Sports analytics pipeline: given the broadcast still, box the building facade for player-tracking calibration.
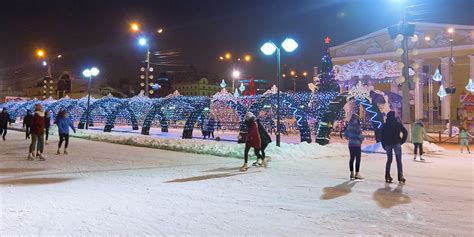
[330,22,474,127]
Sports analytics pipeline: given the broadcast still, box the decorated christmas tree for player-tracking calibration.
[313,37,341,121]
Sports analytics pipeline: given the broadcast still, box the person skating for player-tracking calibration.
[28,104,46,160]
[411,120,426,161]
[240,112,263,171]
[344,114,364,180]
[44,111,51,144]
[23,110,33,139]
[252,118,272,167]
[459,127,472,154]
[381,111,408,184]
[56,111,76,155]
[208,117,215,139]
[0,108,12,141]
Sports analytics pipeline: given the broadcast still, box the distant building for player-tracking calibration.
[173,77,222,96]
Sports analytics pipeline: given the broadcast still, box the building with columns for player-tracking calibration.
[330,22,474,127]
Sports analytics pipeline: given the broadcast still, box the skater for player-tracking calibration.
[55,108,65,124]
[0,108,11,141]
[23,110,33,139]
[28,104,46,160]
[411,120,426,161]
[344,114,364,180]
[201,116,209,139]
[381,111,408,184]
[253,118,271,166]
[240,112,263,171]
[57,111,76,155]
[208,117,215,139]
[44,111,51,144]
[459,127,472,154]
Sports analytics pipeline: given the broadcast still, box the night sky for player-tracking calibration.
[1,0,472,85]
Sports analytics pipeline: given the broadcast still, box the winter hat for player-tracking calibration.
[245,112,255,121]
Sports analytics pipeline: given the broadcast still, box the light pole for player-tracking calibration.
[447,27,454,137]
[83,67,100,130]
[261,38,298,147]
[35,49,62,98]
[219,52,251,91]
[138,37,152,96]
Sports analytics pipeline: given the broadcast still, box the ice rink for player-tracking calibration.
[1,130,473,236]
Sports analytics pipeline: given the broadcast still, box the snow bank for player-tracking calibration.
[362,141,444,154]
[49,128,348,160]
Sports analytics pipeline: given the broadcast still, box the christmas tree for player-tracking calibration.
[313,37,341,121]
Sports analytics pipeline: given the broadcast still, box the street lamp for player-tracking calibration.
[260,37,298,147]
[447,27,455,137]
[83,67,100,130]
[219,52,252,90]
[130,22,140,32]
[137,37,152,96]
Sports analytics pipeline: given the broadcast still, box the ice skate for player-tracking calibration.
[385,176,393,183]
[27,153,34,160]
[420,156,425,161]
[350,171,355,180]
[355,172,364,180]
[398,176,406,184]
[252,158,263,167]
[57,149,61,155]
[64,149,68,155]
[38,153,46,161]
[413,155,417,160]
[239,163,248,172]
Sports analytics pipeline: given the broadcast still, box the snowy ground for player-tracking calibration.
[1,130,473,236]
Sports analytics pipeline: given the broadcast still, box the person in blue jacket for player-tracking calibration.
[344,114,364,180]
[56,110,76,155]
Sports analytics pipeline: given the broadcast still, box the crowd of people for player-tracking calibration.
[1,104,76,160]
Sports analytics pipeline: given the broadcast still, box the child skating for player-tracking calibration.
[56,111,76,155]
[411,120,426,161]
[459,127,472,154]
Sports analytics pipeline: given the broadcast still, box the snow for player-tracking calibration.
[362,141,445,154]
[1,130,473,236]
[51,127,349,160]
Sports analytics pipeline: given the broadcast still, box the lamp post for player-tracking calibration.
[35,49,62,98]
[260,38,298,147]
[447,27,454,137]
[138,37,152,96]
[219,52,251,91]
[83,67,100,130]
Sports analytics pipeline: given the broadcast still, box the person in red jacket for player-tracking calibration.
[240,112,263,171]
[28,104,46,160]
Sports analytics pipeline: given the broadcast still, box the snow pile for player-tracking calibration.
[362,141,444,154]
[61,129,347,160]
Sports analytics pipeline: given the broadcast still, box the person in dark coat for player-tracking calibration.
[253,118,271,166]
[381,111,408,184]
[240,112,263,171]
[44,111,51,144]
[23,110,33,139]
[208,117,216,139]
[0,107,12,141]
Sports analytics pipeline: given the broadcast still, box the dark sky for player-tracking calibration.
[0,0,472,85]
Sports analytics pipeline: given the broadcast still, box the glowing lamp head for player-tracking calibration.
[82,69,91,77]
[281,38,298,53]
[138,38,147,46]
[130,23,140,32]
[447,28,454,34]
[232,70,240,78]
[90,67,100,76]
[260,42,277,55]
[157,28,163,34]
[244,55,251,62]
[42,61,47,67]
[36,49,45,58]
[225,53,231,60]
